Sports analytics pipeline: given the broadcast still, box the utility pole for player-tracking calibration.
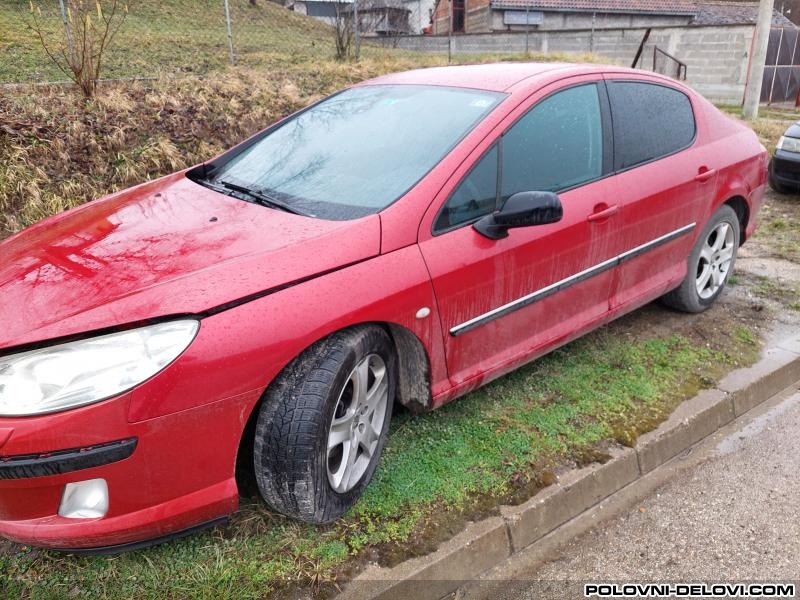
[525,4,530,56]
[448,0,453,63]
[743,0,775,119]
[223,0,236,64]
[354,0,360,59]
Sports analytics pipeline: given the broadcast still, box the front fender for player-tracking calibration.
[127,244,446,423]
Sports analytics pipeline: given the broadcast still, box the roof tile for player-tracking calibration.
[488,0,697,15]
[693,2,795,27]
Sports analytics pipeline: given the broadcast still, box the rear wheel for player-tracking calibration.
[253,325,395,523]
[661,205,740,313]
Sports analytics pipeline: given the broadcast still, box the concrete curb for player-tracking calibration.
[336,334,800,600]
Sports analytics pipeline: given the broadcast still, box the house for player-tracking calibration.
[289,0,431,33]
[431,0,793,35]
[405,0,437,33]
[289,0,342,28]
[349,1,414,34]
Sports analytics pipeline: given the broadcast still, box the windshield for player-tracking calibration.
[206,85,505,220]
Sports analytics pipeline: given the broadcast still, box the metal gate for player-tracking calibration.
[761,26,800,104]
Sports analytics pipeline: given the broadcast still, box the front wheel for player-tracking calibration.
[661,205,740,313]
[253,325,395,523]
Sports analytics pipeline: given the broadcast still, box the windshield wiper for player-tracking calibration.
[209,178,311,217]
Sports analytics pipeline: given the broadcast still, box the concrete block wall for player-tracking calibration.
[374,24,755,103]
[467,6,491,35]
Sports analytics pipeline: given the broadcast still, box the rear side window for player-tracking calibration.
[607,81,695,170]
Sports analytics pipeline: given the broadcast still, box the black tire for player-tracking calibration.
[253,325,396,523]
[661,205,740,313]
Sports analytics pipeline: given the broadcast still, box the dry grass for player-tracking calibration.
[749,117,792,155]
[0,61,392,236]
[718,104,800,154]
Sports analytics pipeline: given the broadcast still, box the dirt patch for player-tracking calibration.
[745,190,800,264]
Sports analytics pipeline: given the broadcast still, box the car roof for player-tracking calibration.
[359,62,608,92]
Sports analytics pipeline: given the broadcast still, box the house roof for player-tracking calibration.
[485,0,796,28]
[489,0,697,15]
[693,2,795,28]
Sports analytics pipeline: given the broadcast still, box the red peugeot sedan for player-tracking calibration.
[0,63,766,552]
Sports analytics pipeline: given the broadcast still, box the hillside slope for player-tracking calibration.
[1,0,336,82]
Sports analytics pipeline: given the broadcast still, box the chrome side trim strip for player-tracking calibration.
[617,222,697,264]
[449,222,696,337]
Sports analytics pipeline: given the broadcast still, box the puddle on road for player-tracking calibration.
[717,391,800,455]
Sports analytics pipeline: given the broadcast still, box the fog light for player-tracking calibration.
[58,479,109,519]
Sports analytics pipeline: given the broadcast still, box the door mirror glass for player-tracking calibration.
[473,191,562,240]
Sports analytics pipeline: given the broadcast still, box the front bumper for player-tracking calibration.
[0,387,258,550]
[770,150,800,188]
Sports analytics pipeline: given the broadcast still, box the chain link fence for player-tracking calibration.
[0,0,371,84]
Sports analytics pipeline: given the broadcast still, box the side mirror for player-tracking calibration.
[473,191,563,240]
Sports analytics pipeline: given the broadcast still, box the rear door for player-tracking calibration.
[605,78,718,310]
[418,78,624,387]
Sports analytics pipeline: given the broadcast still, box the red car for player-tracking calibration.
[0,63,766,552]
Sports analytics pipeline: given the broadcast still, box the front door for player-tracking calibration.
[418,80,624,387]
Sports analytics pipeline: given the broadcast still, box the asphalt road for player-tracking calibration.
[460,385,800,600]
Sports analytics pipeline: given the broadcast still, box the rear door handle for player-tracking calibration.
[587,204,620,222]
[694,167,717,183]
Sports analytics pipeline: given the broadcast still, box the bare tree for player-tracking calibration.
[333,0,356,60]
[29,0,130,99]
[332,0,409,58]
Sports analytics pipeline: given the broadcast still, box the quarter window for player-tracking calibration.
[607,81,696,170]
[501,83,604,200]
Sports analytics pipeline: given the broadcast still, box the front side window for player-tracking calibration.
[434,146,498,231]
[501,83,604,200]
[434,83,606,233]
[205,85,504,220]
[607,81,696,170]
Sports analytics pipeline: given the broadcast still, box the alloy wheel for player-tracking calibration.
[326,354,389,493]
[695,221,735,300]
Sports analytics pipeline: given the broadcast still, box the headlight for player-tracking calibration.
[777,135,800,153]
[0,320,199,417]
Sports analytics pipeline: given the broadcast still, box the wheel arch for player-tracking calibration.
[234,320,434,495]
[724,195,749,244]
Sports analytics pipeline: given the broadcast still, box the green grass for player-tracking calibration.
[1,0,340,82]
[1,0,607,83]
[0,326,759,599]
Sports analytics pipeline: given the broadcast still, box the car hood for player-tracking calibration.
[0,173,381,349]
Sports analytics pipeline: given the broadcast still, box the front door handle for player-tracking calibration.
[587,204,620,222]
[694,166,717,183]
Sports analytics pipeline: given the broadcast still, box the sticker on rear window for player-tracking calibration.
[470,98,493,108]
